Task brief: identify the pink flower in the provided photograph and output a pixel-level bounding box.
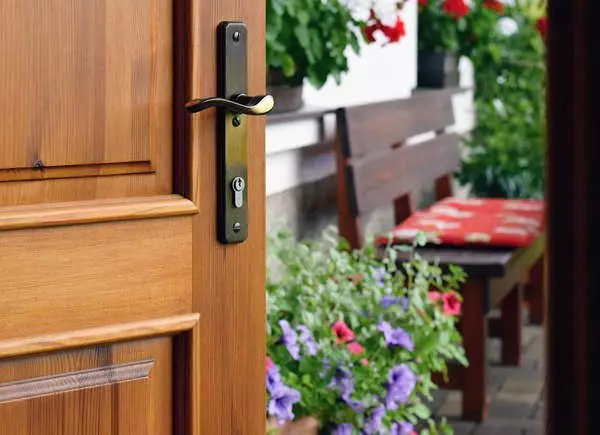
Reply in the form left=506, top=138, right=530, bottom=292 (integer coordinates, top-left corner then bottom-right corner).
left=347, top=342, right=365, bottom=355
left=266, top=356, right=273, bottom=372
left=428, top=291, right=441, bottom=302
left=332, top=321, right=356, bottom=344
left=442, top=291, right=462, bottom=316
left=360, top=358, right=369, bottom=366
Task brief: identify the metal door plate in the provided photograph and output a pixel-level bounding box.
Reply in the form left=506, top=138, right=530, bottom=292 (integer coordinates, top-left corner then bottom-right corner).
left=217, top=22, right=248, bottom=244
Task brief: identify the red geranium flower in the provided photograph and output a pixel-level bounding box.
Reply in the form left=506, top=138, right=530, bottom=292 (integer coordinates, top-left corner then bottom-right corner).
left=331, top=320, right=356, bottom=344
left=536, top=16, right=548, bottom=40
left=381, top=16, right=406, bottom=43
left=483, top=0, right=504, bottom=14
left=442, top=291, right=462, bottom=316
left=442, top=0, right=470, bottom=19
left=418, top=0, right=428, bottom=6
left=363, top=23, right=380, bottom=43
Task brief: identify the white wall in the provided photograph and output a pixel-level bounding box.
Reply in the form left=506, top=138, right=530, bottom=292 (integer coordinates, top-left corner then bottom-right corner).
left=302, top=0, right=417, bottom=107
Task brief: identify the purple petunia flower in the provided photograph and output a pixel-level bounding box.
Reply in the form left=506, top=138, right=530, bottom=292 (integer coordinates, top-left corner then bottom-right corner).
left=266, top=364, right=282, bottom=394
left=332, top=423, right=354, bottom=435
left=380, top=295, right=410, bottom=311
left=330, top=367, right=355, bottom=400
left=400, top=296, right=410, bottom=311
left=385, top=364, right=417, bottom=410
left=363, top=406, right=386, bottom=435
left=372, top=267, right=386, bottom=286
left=297, top=325, right=319, bottom=356
left=391, top=421, right=414, bottom=435
left=344, top=398, right=366, bottom=413
left=267, top=383, right=301, bottom=423
left=380, top=295, right=402, bottom=309
left=279, top=319, right=300, bottom=360
left=377, top=321, right=414, bottom=351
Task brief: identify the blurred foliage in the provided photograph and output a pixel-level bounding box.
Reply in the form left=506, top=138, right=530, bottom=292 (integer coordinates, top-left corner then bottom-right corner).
left=417, top=0, right=469, bottom=53
left=266, top=0, right=363, bottom=89
left=456, top=2, right=547, bottom=198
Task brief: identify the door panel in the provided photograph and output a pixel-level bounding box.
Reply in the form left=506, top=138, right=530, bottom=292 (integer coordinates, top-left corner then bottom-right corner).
left=0, top=0, right=173, bottom=203
left=0, top=337, right=173, bottom=435
left=0, top=217, right=192, bottom=340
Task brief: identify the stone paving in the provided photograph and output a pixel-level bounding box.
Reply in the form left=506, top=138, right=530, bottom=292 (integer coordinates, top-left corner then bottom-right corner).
left=431, top=315, right=545, bottom=435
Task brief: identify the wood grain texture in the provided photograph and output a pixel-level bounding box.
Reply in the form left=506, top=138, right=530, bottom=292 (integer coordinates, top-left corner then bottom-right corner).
left=0, top=314, right=199, bottom=359
left=189, top=1, right=266, bottom=433
left=338, top=91, right=455, bottom=158
left=0, top=195, right=197, bottom=231
left=0, top=360, right=154, bottom=403
left=0, top=217, right=192, bottom=341
left=0, top=337, right=173, bottom=435
left=0, top=161, right=153, bottom=182
left=0, top=0, right=174, bottom=205
left=349, top=134, right=461, bottom=215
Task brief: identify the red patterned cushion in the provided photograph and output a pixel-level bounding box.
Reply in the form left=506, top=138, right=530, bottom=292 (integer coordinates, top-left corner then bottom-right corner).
left=376, top=198, right=545, bottom=248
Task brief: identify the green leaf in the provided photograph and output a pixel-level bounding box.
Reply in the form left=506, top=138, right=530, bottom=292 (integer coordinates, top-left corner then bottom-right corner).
left=280, top=54, right=296, bottom=77
left=415, top=232, right=428, bottom=247
left=411, top=403, right=432, bottom=419
left=350, top=33, right=361, bottom=55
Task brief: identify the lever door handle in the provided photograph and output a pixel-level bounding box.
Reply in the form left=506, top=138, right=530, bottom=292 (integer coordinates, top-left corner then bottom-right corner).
left=186, top=94, right=274, bottom=115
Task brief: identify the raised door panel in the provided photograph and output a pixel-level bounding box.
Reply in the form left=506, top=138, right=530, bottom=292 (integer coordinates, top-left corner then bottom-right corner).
left=0, top=216, right=192, bottom=340
left=0, top=0, right=174, bottom=205
left=0, top=337, right=173, bottom=435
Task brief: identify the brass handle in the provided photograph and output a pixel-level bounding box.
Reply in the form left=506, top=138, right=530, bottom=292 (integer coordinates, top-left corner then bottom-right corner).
left=186, top=94, right=274, bottom=115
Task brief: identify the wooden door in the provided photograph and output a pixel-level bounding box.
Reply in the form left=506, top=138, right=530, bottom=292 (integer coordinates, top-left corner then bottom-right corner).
left=0, top=1, right=266, bottom=434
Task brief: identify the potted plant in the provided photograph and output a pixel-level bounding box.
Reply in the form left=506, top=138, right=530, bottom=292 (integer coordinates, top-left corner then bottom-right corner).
left=417, top=0, right=471, bottom=88
left=266, top=0, right=409, bottom=113
left=266, top=228, right=468, bottom=434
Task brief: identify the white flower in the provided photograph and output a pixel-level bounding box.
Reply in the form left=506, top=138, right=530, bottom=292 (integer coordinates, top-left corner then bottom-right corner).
left=340, top=0, right=401, bottom=26
left=497, top=17, right=519, bottom=36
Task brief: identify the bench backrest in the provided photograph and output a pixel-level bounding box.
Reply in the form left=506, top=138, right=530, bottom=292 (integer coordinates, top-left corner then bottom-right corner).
left=334, top=90, right=461, bottom=248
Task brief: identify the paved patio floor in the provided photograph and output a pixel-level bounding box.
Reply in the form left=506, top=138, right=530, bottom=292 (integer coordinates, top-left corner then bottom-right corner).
left=431, top=317, right=545, bottom=435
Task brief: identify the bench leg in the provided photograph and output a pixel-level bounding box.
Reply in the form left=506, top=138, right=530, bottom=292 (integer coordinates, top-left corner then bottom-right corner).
left=460, top=278, right=488, bottom=422
left=500, top=283, right=523, bottom=366
left=526, top=255, right=545, bottom=325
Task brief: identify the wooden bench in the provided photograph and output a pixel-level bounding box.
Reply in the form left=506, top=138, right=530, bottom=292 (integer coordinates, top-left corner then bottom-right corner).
left=333, top=90, right=545, bottom=421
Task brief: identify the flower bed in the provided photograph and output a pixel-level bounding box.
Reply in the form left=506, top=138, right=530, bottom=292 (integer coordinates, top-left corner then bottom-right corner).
left=266, top=229, right=468, bottom=434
